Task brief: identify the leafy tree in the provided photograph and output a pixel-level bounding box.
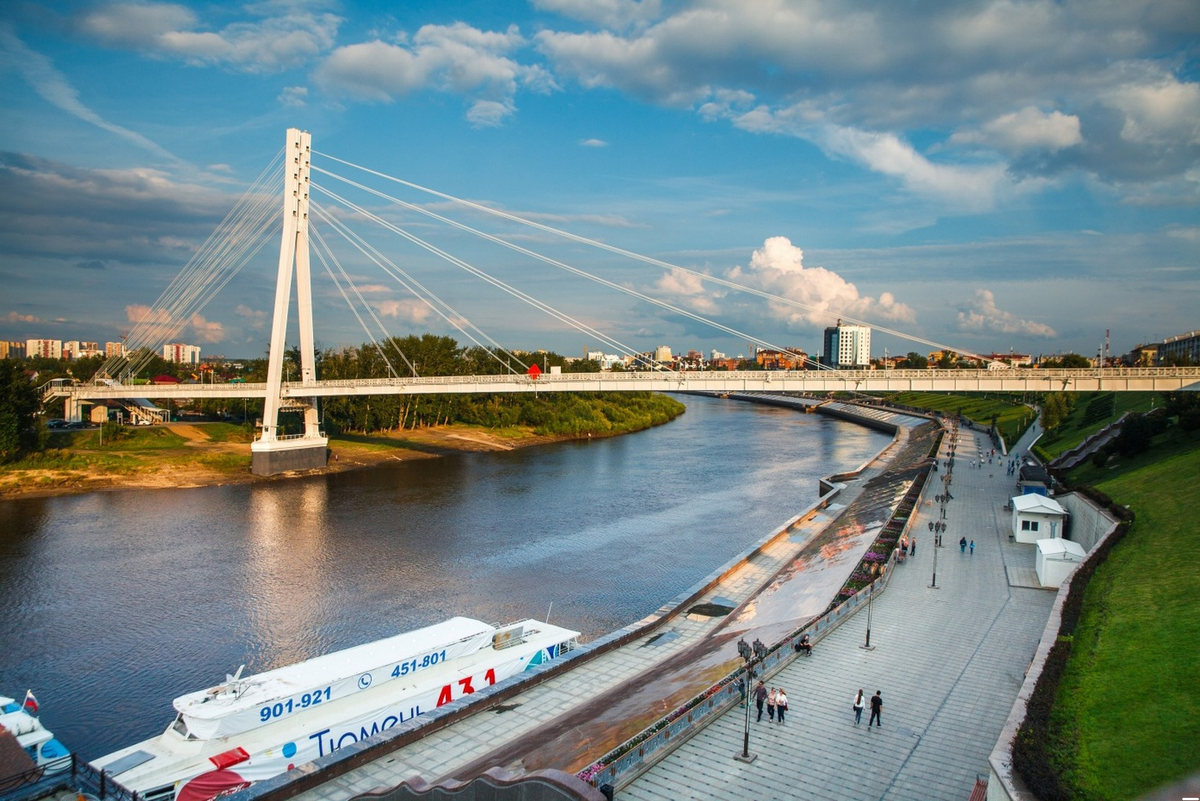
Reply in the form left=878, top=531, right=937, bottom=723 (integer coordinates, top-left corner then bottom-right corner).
left=1040, top=392, right=1071, bottom=432
left=898, top=352, right=929, bottom=369
left=1042, top=353, right=1092, bottom=368
left=936, top=351, right=957, bottom=369
left=0, top=360, right=42, bottom=462
left=1113, top=413, right=1160, bottom=457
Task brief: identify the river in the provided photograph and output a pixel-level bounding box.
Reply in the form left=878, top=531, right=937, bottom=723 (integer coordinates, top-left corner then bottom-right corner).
left=0, top=395, right=888, bottom=761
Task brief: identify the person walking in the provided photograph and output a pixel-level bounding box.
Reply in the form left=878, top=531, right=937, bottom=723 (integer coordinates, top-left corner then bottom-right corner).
left=754, top=681, right=767, bottom=722
left=960, top=536, right=967, bottom=553
left=776, top=688, right=788, bottom=724
left=970, top=540, right=975, bottom=555
left=767, top=687, right=778, bottom=722
left=853, top=689, right=865, bottom=725
left=737, top=676, right=746, bottom=708
left=910, top=536, right=917, bottom=556
left=868, top=691, right=883, bottom=728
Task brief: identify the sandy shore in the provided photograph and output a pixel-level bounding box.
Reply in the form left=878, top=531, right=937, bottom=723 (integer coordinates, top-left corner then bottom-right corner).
left=0, top=424, right=568, bottom=501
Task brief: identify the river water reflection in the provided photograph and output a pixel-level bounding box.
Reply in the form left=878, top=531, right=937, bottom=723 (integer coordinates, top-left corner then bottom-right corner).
left=0, top=395, right=887, bottom=759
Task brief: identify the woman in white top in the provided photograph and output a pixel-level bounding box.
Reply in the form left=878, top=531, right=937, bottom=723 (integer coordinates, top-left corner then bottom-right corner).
left=853, top=689, right=865, bottom=725
left=776, top=688, right=788, bottom=724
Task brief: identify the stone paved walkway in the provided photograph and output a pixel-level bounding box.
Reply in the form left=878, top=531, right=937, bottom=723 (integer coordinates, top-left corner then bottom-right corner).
left=619, top=423, right=1056, bottom=801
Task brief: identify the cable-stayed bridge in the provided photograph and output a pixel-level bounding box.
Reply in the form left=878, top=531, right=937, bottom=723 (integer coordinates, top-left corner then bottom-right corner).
left=44, top=129, right=1200, bottom=474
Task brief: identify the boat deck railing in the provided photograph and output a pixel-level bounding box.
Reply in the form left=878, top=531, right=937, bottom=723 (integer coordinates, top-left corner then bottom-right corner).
left=0, top=755, right=73, bottom=801
left=73, top=756, right=143, bottom=801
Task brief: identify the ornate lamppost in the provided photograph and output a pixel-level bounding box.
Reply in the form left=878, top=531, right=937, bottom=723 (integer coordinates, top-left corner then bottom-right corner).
left=734, top=638, right=758, bottom=763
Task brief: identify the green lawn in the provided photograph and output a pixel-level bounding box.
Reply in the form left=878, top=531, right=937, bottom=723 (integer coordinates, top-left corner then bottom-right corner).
left=1034, top=392, right=1158, bottom=461
left=1049, top=428, right=1200, bottom=799
left=50, top=426, right=189, bottom=450
left=885, top=391, right=1035, bottom=448
left=201, top=422, right=256, bottom=443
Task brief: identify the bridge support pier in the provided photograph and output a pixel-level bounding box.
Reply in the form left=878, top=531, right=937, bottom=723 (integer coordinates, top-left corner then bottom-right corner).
left=251, top=438, right=329, bottom=475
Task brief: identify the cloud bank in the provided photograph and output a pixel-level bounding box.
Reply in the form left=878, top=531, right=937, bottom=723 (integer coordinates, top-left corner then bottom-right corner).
left=955, top=289, right=1056, bottom=338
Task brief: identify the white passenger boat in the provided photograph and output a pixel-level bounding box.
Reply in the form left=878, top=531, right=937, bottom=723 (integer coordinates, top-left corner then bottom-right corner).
left=91, top=617, right=579, bottom=801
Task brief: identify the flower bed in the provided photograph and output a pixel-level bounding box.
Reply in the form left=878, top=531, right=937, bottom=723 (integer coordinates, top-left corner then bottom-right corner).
left=822, top=431, right=940, bottom=615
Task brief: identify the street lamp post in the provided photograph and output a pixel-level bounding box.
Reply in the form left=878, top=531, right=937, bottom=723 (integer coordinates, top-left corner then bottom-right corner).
left=734, top=639, right=758, bottom=763
left=861, top=583, right=875, bottom=650
left=930, top=537, right=940, bottom=589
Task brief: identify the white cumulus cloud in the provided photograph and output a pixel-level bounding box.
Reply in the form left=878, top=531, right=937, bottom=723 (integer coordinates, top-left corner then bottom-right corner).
left=727, top=236, right=916, bottom=328
left=317, top=23, right=553, bottom=125
left=189, top=313, right=225, bottom=344
left=955, top=289, right=1056, bottom=338
left=951, top=107, right=1083, bottom=154
left=373, top=299, right=432, bottom=325
left=75, top=3, right=340, bottom=73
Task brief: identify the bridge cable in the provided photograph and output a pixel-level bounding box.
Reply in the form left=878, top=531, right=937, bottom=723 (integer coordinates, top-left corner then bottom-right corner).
left=313, top=166, right=814, bottom=369
left=98, top=149, right=285, bottom=383
left=310, top=182, right=656, bottom=371
left=311, top=201, right=527, bottom=376
left=315, top=151, right=989, bottom=364
left=115, top=152, right=281, bottom=378
left=308, top=222, right=405, bottom=378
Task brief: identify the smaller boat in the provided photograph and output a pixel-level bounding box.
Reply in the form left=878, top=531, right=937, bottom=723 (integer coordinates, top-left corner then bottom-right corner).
left=0, top=692, right=71, bottom=791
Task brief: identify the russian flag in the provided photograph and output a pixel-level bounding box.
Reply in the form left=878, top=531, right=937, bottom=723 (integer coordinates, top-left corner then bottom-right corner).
left=23, top=690, right=38, bottom=714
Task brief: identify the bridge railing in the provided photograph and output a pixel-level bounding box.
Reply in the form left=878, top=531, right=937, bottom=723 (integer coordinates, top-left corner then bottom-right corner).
left=47, top=366, right=1200, bottom=400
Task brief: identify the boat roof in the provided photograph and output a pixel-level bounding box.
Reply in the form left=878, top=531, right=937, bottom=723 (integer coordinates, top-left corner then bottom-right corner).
left=175, top=617, right=494, bottom=720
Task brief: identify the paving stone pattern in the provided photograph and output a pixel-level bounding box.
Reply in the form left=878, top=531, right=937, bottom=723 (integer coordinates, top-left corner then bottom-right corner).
left=619, top=423, right=1056, bottom=801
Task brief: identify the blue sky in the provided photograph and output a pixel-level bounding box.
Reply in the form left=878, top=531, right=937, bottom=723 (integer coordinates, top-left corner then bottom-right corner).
left=2, top=0, right=1198, bottom=362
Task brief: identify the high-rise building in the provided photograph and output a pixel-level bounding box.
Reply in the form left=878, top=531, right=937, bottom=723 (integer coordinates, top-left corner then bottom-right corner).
left=1158, top=329, right=1200, bottom=365
left=823, top=320, right=871, bottom=368
left=64, top=341, right=100, bottom=359
left=26, top=339, right=62, bottom=359
left=105, top=341, right=125, bottom=358
left=163, top=343, right=202, bottom=364
left=0, top=341, right=26, bottom=359
left=822, top=325, right=838, bottom=367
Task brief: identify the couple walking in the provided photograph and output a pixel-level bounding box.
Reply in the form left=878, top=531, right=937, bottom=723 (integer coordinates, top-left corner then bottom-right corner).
left=753, top=681, right=789, bottom=724
left=852, top=689, right=882, bottom=728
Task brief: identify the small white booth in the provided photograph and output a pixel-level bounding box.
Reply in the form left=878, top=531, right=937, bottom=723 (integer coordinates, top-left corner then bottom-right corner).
left=1011, top=494, right=1067, bottom=544
left=1036, top=538, right=1087, bottom=588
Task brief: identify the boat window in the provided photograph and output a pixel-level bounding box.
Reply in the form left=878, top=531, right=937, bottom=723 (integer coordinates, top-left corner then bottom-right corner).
left=169, top=714, right=195, bottom=740
left=492, top=626, right=526, bottom=650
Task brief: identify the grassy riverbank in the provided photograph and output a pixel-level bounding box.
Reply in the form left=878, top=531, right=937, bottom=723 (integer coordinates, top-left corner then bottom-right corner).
left=0, top=393, right=685, bottom=498
left=883, top=391, right=1034, bottom=447
left=1045, top=428, right=1200, bottom=799
left=1031, top=391, right=1157, bottom=462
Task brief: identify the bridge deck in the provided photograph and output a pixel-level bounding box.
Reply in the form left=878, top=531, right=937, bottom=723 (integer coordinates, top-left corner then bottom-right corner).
left=45, top=366, right=1200, bottom=403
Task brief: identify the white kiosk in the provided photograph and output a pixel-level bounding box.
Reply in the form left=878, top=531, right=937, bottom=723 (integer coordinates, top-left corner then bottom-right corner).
left=1036, top=538, right=1087, bottom=588
left=1011, top=494, right=1067, bottom=544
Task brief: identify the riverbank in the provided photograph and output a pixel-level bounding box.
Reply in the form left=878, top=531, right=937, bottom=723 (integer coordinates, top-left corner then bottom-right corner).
left=0, top=423, right=593, bottom=500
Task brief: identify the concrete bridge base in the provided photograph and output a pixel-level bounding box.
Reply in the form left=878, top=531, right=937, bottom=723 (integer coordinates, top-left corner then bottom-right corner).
left=251, top=436, right=329, bottom=476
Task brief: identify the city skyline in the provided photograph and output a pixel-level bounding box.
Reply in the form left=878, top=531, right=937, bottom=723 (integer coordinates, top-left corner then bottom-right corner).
left=2, top=1, right=1198, bottom=361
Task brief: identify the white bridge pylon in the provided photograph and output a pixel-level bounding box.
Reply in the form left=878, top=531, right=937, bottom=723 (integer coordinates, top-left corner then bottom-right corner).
left=250, top=128, right=328, bottom=475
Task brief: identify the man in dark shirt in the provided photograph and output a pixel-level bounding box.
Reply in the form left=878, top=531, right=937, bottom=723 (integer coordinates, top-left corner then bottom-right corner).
left=754, top=681, right=768, bottom=722
left=869, top=690, right=883, bottom=727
